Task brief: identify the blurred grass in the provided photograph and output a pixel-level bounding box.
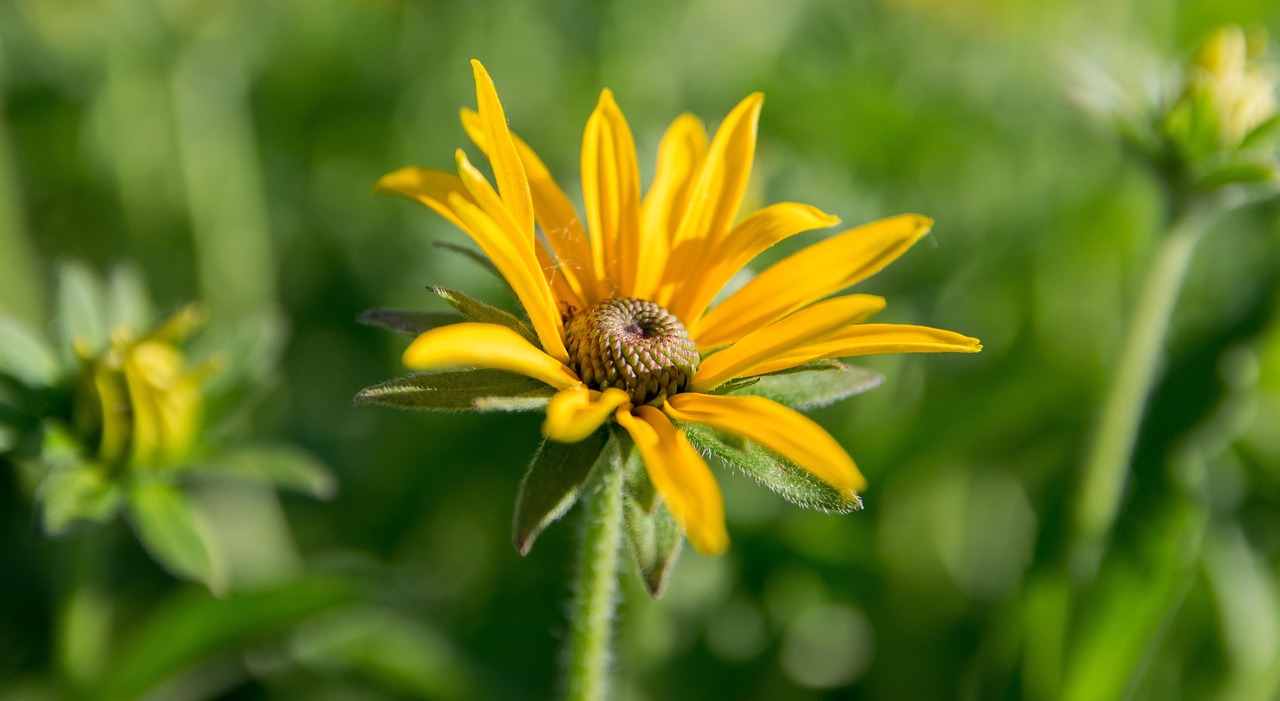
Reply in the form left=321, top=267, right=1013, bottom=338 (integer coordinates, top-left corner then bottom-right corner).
left=3, top=0, right=1280, bottom=699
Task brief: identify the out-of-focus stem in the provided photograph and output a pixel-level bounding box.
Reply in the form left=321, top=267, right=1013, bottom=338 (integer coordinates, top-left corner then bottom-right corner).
left=1072, top=206, right=1208, bottom=577
left=563, top=446, right=623, bottom=701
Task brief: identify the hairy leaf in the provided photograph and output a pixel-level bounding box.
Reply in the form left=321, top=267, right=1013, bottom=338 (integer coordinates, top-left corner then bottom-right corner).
left=731, top=361, right=884, bottom=410
left=683, top=424, right=863, bottom=514
left=623, top=491, right=683, bottom=598
left=357, top=309, right=465, bottom=337
left=427, top=286, right=538, bottom=345
left=354, top=369, right=555, bottom=412
left=513, top=429, right=610, bottom=555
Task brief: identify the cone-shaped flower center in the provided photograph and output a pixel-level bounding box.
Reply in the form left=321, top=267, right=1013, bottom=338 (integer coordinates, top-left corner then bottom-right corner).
left=565, top=298, right=700, bottom=406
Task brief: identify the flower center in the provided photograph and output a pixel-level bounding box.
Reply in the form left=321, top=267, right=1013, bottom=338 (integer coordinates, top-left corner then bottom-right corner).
left=565, top=297, right=699, bottom=406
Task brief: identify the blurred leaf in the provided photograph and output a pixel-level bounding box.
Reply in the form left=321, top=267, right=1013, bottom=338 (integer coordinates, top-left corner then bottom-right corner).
left=1240, top=113, right=1280, bottom=149
left=357, top=309, right=465, bottom=337
left=56, top=262, right=108, bottom=358
left=513, top=429, right=609, bottom=555
left=354, top=369, right=554, bottom=412
left=427, top=286, right=538, bottom=345
left=35, top=423, right=122, bottom=535
left=683, top=424, right=863, bottom=514
left=189, top=444, right=336, bottom=499
left=87, top=579, right=356, bottom=701
left=623, top=488, right=683, bottom=598
left=1197, top=160, right=1279, bottom=190
left=106, top=264, right=154, bottom=334
left=291, top=606, right=476, bottom=700
left=195, top=310, right=287, bottom=427
left=731, top=361, right=884, bottom=410
left=0, top=315, right=61, bottom=387
left=127, top=479, right=221, bottom=592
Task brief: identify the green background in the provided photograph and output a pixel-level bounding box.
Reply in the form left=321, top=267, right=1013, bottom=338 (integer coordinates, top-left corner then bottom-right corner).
left=3, top=0, right=1280, bottom=699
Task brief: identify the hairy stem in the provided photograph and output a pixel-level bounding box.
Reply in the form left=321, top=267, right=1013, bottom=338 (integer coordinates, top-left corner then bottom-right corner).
left=563, top=444, right=624, bottom=701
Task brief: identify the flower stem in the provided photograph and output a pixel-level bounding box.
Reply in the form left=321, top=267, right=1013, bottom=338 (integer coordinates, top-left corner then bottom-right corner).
left=563, top=446, right=624, bottom=701
left=1072, top=206, right=1208, bottom=576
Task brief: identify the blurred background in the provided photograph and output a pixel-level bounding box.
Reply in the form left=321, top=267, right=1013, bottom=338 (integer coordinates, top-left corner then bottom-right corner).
left=3, top=0, right=1280, bottom=699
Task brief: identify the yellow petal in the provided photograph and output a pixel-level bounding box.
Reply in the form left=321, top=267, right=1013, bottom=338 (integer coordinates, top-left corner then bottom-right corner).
left=374, top=167, right=476, bottom=232
left=581, top=89, right=642, bottom=296
left=461, top=108, right=601, bottom=306
left=681, top=202, right=840, bottom=326
left=635, top=114, right=708, bottom=299
left=615, top=405, right=728, bottom=555
left=747, top=323, right=983, bottom=376
left=658, top=93, right=764, bottom=315
left=665, top=393, right=866, bottom=496
left=402, top=322, right=581, bottom=389
left=448, top=192, right=570, bottom=363
left=693, top=214, right=933, bottom=348
left=543, top=386, right=630, bottom=443
left=470, top=60, right=534, bottom=236
left=691, top=294, right=886, bottom=391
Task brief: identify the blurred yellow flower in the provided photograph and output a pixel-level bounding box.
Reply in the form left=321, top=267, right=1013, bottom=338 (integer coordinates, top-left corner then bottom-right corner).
left=378, top=61, right=980, bottom=554
left=1186, top=26, right=1277, bottom=148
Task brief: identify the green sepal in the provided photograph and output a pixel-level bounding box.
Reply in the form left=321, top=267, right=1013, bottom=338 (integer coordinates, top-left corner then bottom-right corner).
left=56, top=261, right=109, bottom=359
left=127, top=478, right=222, bottom=593
left=357, top=309, right=465, bottom=337
left=729, top=361, right=884, bottom=410
left=1196, top=160, right=1279, bottom=190
left=615, top=429, right=682, bottom=597
left=354, top=369, right=555, bottom=412
left=106, top=263, right=155, bottom=334
left=187, top=444, right=336, bottom=499
left=34, top=423, right=123, bottom=535
left=512, top=429, right=610, bottom=555
left=1239, top=113, right=1280, bottom=150
left=0, top=315, right=62, bottom=387
left=427, top=286, right=538, bottom=345
left=683, top=424, right=863, bottom=514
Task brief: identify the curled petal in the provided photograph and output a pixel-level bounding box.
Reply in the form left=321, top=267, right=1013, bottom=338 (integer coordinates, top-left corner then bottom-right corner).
left=694, top=214, right=933, bottom=348
left=402, top=322, right=580, bottom=390
left=543, top=386, right=630, bottom=443
left=665, top=393, right=866, bottom=497
left=374, top=167, right=475, bottom=232
left=615, top=406, right=728, bottom=555
left=692, top=295, right=886, bottom=391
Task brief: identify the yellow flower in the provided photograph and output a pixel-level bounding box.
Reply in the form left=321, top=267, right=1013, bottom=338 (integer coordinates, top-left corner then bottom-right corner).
left=1186, top=26, right=1277, bottom=148
left=377, top=60, right=980, bottom=555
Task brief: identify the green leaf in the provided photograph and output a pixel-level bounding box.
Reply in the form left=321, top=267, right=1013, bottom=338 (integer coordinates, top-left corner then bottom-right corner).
left=513, top=429, right=610, bottom=555
left=106, top=264, right=154, bottom=334
left=127, top=479, right=221, bottom=592
left=354, top=369, right=555, bottom=412
left=623, top=487, right=683, bottom=598
left=87, top=578, right=355, bottom=701
left=1240, top=113, right=1280, bottom=150
left=0, top=316, right=62, bottom=387
left=357, top=309, right=465, bottom=337
left=427, top=286, right=538, bottom=345
left=188, top=444, right=336, bottom=499
left=35, top=424, right=124, bottom=535
left=730, top=361, right=884, bottom=410
left=683, top=424, right=863, bottom=514
left=1197, top=160, right=1279, bottom=190
left=56, top=261, right=108, bottom=358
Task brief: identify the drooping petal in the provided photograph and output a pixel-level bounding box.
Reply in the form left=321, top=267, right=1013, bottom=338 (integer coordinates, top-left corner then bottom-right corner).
left=581, top=89, right=642, bottom=296
left=657, top=93, right=764, bottom=314
left=693, top=214, right=933, bottom=348
left=746, top=323, right=983, bottom=376
left=402, top=322, right=581, bottom=390
left=635, top=114, right=708, bottom=299
left=691, top=295, right=886, bottom=391
left=374, top=167, right=475, bottom=232
left=470, top=60, right=534, bottom=236
left=665, top=393, right=866, bottom=497
left=615, top=406, right=728, bottom=555
left=461, top=108, right=600, bottom=306
left=680, top=202, right=840, bottom=325
left=543, top=386, right=630, bottom=443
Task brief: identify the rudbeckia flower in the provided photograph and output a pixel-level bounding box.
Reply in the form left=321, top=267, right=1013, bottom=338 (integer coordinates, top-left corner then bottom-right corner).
left=366, top=60, right=980, bottom=559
